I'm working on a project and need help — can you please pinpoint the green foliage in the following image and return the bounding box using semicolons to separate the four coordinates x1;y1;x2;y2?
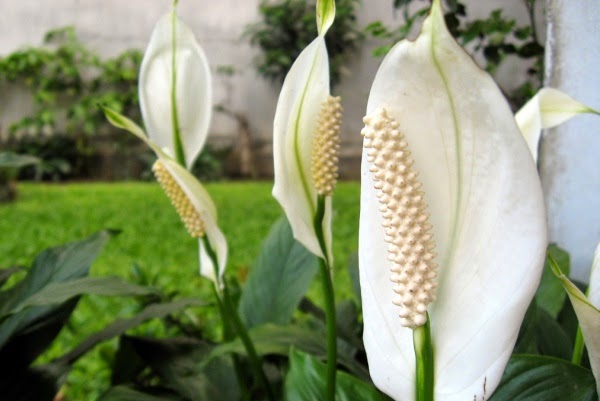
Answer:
284;349;389;401
238;216;318;328
0;231;208;401
0;26;141;137
4;134;93;181
0;152;39;202
366;0;544;108
490;355;598;401
246;0;363;86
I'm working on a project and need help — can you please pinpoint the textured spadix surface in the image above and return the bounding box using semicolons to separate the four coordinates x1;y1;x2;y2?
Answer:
358;1;547;400
139;13;212;169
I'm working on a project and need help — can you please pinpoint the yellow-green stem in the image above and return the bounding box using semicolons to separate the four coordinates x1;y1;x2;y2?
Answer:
413;314;434;401
314;195;336;401
572;326;585;365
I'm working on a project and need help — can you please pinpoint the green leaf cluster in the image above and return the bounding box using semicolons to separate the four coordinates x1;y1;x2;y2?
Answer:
245;0;363;87
0;232;203;400
0;26;142;137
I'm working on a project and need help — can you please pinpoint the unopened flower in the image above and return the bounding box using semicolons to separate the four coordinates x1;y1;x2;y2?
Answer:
139;12;212;169
359;1;547;400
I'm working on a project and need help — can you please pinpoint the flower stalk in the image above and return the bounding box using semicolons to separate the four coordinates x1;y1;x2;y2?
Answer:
414;315;434;401
314;195;337;401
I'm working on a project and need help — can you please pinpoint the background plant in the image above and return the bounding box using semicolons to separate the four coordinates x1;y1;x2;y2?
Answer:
366;0;544;108
245;0;363;86
0;27;143;180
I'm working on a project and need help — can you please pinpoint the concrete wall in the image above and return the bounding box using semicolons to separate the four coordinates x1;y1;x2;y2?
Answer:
541;0;600;281
1;0;541;175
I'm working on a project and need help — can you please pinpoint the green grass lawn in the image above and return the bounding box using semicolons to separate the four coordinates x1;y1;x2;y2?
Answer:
0;181;360;398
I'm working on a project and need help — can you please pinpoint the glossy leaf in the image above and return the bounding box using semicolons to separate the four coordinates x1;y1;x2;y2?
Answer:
0;231;111;349
285;348;389;401
359;0;546;399
211;323;369;380
489;355;598;401
238;216;317;328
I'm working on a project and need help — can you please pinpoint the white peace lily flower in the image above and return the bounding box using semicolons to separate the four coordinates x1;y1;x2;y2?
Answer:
104;108;227;285
139;11;212;169
359;1;547;400
515;88;600;162
272;3;341;264
552;244;600;394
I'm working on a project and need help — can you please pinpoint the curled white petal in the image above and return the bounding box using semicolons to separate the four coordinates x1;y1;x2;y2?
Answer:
103;108;227;284
272;36;332;261
552;254;600;394
140;12;212;169
515;87;599;162
359;1;546;400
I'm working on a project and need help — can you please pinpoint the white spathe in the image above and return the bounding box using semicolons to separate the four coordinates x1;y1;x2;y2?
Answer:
272;34;333;264
139;12;212;169
104;108;227;284
515;88;599;162
359;1;547;400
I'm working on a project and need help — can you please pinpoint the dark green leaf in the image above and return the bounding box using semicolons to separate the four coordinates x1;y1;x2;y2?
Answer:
0;266;25;288
0;364;63;401
211;323;370;381
536;244;570;318
119;336;240;401
0;231;112;352
54;298;204;366
0;152;40;168
536;307;573;360
238;216;317;328
490;355;598;401
0;299;78;370
99;385;183;401
10;276;160;314
285;349;389;401
514;300;539;354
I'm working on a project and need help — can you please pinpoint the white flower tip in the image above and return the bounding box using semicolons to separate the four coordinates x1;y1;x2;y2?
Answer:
316;0;336;36
153;160;206;238
362;108;438;329
311;96;343;196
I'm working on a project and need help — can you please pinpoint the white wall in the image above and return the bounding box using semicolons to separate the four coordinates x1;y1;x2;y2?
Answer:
541;0;600;281
0;0;539;150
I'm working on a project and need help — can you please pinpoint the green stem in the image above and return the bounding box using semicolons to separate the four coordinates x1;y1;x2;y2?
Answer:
413;315;434;401
202;237;274;401
572;325;585;365
314;196;336;401
210;284;250;401
171;9;186;167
